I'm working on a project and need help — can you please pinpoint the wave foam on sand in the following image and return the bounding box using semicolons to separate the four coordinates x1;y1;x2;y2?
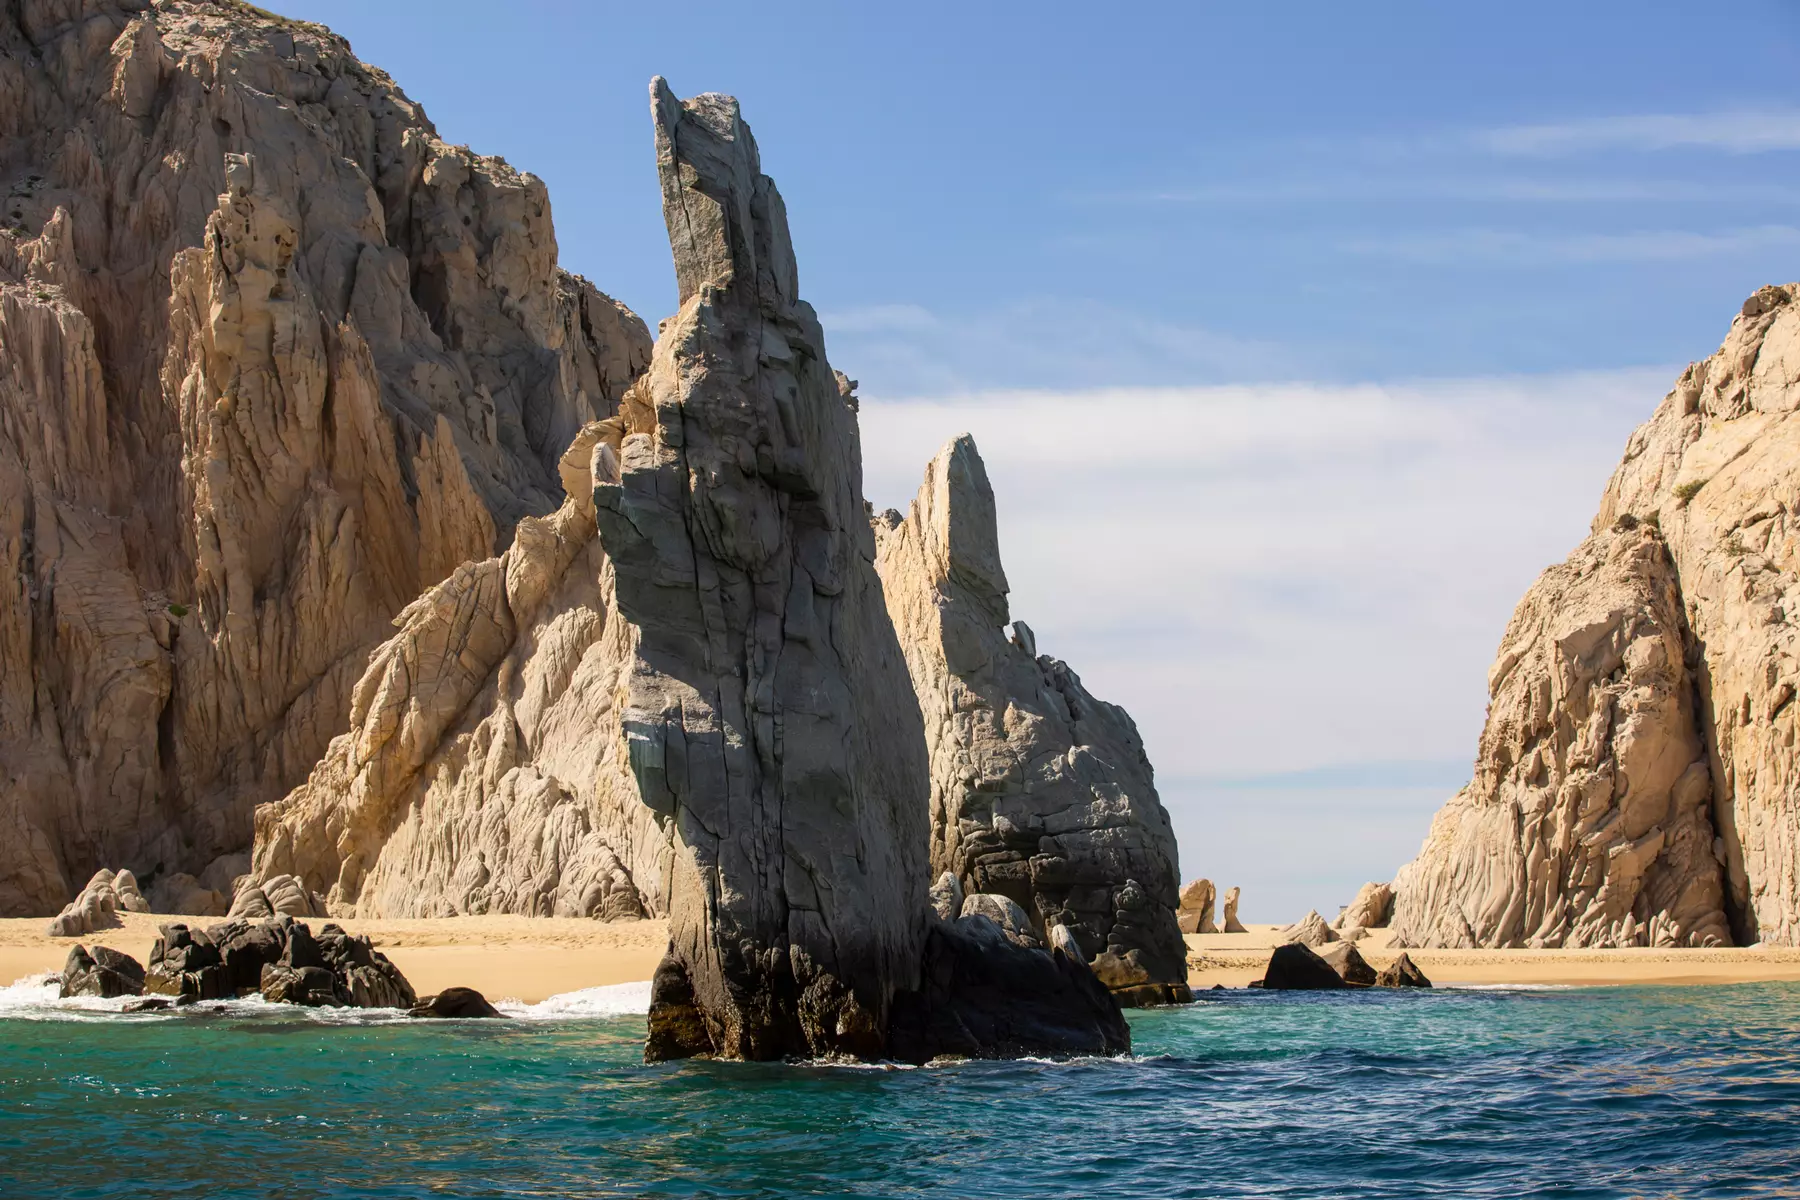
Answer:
0;973;652;1024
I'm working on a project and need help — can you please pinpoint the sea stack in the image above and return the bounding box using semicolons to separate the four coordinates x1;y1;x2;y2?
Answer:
1393;285;1800;947
595;80;933;1061
872;436;1189;1003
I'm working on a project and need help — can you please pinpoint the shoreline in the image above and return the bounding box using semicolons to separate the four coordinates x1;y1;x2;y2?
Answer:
8;916;1800;1004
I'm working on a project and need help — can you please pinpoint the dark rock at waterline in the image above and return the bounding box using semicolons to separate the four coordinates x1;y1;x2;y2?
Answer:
888;915;1131;1063
1318;941;1378;988
644;955;713;1060
1376;952;1433;989
205;919;289;994
122;997;173;1013
1260;943;1348;990
144;923;227;1000
409;987;503;1019
60;945;146;998
260;963;341;1006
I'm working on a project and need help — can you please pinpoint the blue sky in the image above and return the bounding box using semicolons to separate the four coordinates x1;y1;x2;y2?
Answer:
287;0;1800;918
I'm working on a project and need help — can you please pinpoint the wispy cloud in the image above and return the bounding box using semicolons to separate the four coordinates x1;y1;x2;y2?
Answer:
1074;179;1800;206
1482;109;1800;156
1341;224;1800;265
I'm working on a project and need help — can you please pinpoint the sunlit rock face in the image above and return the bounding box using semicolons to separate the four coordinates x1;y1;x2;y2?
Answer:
0;0;649;916
1395;284;1800;947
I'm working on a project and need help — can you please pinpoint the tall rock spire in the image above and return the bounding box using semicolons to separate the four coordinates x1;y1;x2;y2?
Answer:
594;79;932;1060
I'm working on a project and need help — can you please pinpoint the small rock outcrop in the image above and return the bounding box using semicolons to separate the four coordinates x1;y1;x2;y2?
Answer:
1317;941;1377;987
1178;879;1217;934
1376;953;1433;988
60;944;146;998
1258;943;1346;990
410;987;503;1019
872;435;1187;1004
888;915;1131;1062
1335;882;1393;931
610;80;932;1062
959;893;1041;948
1391;522;1731;948
1281;910;1337;948
1222;886;1247;933
226;874;322;921
143;917;413;1007
44;869;137;936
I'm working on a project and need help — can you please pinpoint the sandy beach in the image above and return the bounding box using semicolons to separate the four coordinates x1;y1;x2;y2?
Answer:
11;914;1800;1001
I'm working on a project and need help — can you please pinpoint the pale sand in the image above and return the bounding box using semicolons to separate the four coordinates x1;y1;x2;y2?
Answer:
10;914;1800;1005
0;913;669;1004
1187;925;1800;988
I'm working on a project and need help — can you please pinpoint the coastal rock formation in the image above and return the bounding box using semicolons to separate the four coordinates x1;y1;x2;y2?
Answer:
1281;910;1337;948
1335;881;1393;930
1317;940;1376;987
44;868;147;935
59;944;145;998
611;80;932;1061
1222;886;1247;933
1390;522;1731;948
0;0;650;917
872;435;1188;1002
888;914;1131;1062
1178;878;1217;934
143;915;414;1006
249;423;659;920
1376;953;1432;988
410;986;503;1018
1258;942;1345;990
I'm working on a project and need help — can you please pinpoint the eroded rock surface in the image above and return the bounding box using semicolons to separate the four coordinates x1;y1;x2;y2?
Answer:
0;0;650;917
250;423;659;920
1391;523;1731;949
872;435;1187;1002
605;80;931;1061
1177;878;1216;934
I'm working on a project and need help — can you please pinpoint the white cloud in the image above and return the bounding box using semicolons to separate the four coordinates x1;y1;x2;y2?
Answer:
1482;110;1800;156
858;367;1677;915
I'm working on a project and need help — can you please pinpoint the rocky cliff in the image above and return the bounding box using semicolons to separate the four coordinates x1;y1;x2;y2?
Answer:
0;0;649;916
872;436;1188;998
1393;285;1800;947
605;80;932;1061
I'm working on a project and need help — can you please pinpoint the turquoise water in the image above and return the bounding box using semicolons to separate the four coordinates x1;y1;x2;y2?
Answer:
4;978;1800;1198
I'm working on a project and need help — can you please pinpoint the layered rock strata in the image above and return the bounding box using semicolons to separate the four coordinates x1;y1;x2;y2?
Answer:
608;80;933;1061
872;435;1188;1002
0;0;650;916
1391;522;1732;948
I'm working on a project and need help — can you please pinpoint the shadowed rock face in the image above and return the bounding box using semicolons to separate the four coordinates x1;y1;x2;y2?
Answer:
871;436;1187;999
0;0;649;916
600;80;931;1062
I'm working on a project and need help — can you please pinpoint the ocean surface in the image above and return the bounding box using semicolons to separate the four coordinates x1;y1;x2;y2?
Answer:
3;976;1799;1199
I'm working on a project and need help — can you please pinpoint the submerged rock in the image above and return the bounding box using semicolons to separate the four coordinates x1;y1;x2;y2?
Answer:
410;987;504;1019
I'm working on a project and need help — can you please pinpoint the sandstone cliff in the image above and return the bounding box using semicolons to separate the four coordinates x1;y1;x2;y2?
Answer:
601;80;932;1061
872;436;1188;998
1394;285;1800;947
0;0;649;915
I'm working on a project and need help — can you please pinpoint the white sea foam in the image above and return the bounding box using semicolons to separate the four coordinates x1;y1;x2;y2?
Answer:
0;971;653;1024
498;980;651;1020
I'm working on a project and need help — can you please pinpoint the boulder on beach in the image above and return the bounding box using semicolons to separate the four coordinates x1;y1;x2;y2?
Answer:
45;870;126;937
410;987;504;1019
60;945;146;998
1258;943;1347;990
1376;953;1433;989
1335;882;1394;930
1281;910;1338;948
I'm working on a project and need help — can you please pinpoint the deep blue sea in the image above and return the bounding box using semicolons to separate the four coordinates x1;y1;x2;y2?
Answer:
3;975;1799;1198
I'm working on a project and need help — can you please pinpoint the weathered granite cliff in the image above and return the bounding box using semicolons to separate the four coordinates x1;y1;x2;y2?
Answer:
1394;285;1800;947
0;0;649;916
872;436;1188;1001
603;79;933;1061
